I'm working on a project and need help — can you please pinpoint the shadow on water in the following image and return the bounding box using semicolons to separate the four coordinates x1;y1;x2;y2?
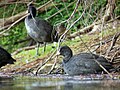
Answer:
0;75;120;90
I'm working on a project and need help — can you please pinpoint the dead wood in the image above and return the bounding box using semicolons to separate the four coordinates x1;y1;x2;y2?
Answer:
102;0;116;22
0;14;28;36
0;0;30;7
0;11;27;28
13;37;31;45
111;49;120;62
0;0;53;33
46;1;75;20
12;45;36;55
67;0;117;40
67;24;94;39
48;56;57;74
11;57;45;74
35;50;57;75
90;37;112;48
67;15;120;40
78;33;113;78
12;42;46;55
106;32;120;56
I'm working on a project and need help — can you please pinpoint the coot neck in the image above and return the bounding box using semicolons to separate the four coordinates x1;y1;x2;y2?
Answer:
28;6;36;19
28;14;33;19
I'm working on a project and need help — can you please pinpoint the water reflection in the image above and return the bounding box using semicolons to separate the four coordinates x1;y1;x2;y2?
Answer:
0;76;120;90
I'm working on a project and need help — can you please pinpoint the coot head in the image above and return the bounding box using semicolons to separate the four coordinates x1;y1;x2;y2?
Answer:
59;46;73;56
59;46;73;63
28;4;36;18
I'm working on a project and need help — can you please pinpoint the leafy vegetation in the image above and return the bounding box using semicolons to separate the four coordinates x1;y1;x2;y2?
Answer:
0;0;114;53
0;0;119;75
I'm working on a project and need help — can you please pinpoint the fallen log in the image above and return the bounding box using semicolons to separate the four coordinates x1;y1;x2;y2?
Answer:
0;0;53;32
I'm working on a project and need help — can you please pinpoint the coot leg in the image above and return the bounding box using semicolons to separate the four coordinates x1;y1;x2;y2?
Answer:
43;42;46;53
36;43;40;56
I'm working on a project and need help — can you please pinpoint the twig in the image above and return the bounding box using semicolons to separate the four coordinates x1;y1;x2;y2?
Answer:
78;35;113;78
106;32;120;56
13;37;31;45
0;14;28;36
12;57;45;73
48;55;58;74
67;15;120;39
53;0;80;29
0;25;10;31
62;0;70;16
37;0;53;11
90;38;112;47
51;0;63;17
110;50;120;62
46;1;75;20
12;45;36;55
90;37;113;52
35;50;57;75
91;45;100;52
57;6;86;48
0;1;32;7
67;0;80;22
74;2;113;79
0;0;53;36
68;24;94;39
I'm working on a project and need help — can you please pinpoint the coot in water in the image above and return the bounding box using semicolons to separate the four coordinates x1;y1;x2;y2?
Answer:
25;4;58;55
58;45;113;75
0;46;16;68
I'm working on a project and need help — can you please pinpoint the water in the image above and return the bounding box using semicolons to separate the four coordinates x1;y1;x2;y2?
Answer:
0;75;120;90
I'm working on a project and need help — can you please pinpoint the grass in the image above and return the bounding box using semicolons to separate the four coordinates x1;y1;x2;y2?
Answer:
12;26;120;67
0;24;119;75
0;1;119;72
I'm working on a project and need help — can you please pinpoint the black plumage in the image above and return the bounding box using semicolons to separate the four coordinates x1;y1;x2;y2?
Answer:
58;45;113;75
0;46;16;68
25;4;58;55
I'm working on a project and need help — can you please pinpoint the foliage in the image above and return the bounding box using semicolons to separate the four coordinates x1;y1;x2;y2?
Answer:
0;0;119;53
114;0;120;16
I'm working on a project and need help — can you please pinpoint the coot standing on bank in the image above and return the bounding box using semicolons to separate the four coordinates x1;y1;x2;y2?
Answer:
58;45;113;75
0;46;16;68
25;4;58;55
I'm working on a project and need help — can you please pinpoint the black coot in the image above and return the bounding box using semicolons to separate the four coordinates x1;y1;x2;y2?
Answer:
25;4;58;55
0;46;16;68
58;45;113;75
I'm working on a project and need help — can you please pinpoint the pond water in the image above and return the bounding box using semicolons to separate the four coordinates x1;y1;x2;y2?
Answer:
0;75;120;90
